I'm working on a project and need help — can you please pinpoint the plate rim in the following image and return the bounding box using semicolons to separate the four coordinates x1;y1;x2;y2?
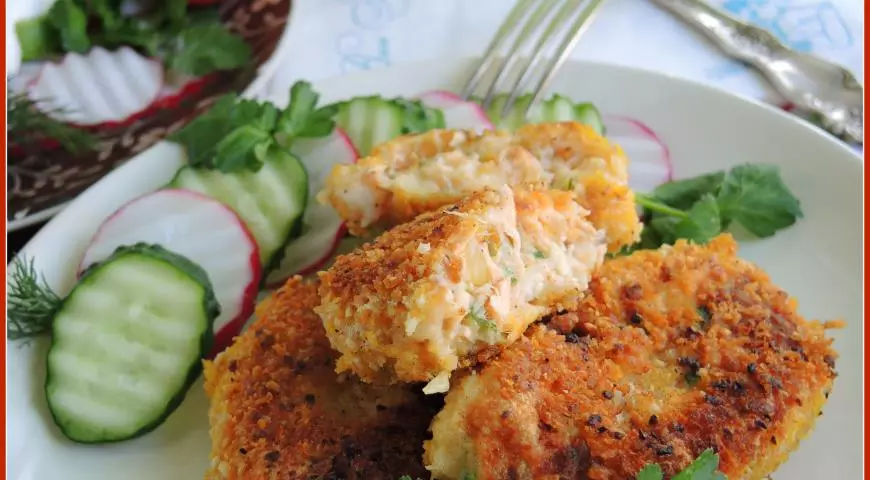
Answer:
9;56;863;479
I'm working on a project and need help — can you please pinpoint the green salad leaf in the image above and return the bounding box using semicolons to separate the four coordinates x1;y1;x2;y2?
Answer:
166;23;251;77
714;164;803;237
628;164;802;252
170;81;336;173
637;449;726;480
47;0;90;53
15;0;250;77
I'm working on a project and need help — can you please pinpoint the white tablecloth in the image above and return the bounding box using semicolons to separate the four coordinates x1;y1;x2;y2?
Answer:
269;0;863;110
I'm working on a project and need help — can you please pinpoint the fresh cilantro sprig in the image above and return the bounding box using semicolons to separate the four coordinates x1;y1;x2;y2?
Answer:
16;0;250;78
169;81;337;172
629;164;802;252
637;449;726;480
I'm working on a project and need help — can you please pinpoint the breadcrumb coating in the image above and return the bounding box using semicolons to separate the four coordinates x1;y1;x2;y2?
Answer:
318;121;640;253
425;234;838;480
203;278;439;480
316;185;607;386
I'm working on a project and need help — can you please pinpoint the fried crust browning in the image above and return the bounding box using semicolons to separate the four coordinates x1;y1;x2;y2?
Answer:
316;186;606;385
425;234;838;480
319;122;640;252
203;278;438;480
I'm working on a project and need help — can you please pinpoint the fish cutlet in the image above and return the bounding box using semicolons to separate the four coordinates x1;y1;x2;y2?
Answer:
424;234;839;480
316;185;607;387
203;278;439;480
318;121;640;253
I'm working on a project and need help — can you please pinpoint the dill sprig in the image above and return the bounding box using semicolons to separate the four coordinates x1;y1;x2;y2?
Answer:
7;256;63;340
8;90;97;154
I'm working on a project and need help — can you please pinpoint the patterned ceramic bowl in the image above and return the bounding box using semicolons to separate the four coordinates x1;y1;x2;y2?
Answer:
7;0;294;230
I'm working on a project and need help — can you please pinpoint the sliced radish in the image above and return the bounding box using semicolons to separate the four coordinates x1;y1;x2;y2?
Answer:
265;128;360;287
603;115;673;193
417;90;494;132
78;188;261;356
28;46;164;126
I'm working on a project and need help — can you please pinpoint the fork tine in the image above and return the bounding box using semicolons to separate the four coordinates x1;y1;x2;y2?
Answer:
460;0;536;100
499;0;582;118
501;0;605;120
523;0;607;117
479;0;561;110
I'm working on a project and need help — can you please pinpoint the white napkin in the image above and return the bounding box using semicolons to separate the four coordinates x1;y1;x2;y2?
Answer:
271;0;864;106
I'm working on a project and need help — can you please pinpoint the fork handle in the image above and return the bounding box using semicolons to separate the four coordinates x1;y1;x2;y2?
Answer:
652;0;863;145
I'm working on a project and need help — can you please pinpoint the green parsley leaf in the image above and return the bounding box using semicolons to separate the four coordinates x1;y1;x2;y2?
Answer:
166;0;188;27
672;449;723;480
650;172;725;210
275;81;337;141
167;23;251;76
168;94;237;166
637;449;725;480
47;0;90;53
627;164;801;253
170;82;338;172
15;17;59;61
89;0;123;31
715;164;803;237
636;464;663;480
213;125;273;172
672;194;721;244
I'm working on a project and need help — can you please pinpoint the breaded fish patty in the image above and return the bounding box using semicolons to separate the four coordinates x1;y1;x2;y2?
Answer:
203;278;438;480
425;235;839;480
318;122;640;253
316;185;607;387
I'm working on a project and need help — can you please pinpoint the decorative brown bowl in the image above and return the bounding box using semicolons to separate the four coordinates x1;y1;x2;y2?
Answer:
7;0;294;230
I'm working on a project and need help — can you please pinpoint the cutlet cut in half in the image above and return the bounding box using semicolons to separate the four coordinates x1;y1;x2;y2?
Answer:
203;278;439;480
318;121;640;253
315;185;608;387
425;234;839;480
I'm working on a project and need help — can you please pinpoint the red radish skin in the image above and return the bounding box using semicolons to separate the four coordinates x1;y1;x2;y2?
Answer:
27;48;165;127
78;188;261;357
417;90;494;132
265;129;359;287
9;75;214;157
603;114;673;193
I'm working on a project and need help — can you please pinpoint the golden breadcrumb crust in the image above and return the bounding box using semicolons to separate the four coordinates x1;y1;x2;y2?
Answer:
319;122;640;253
203;278;438;480
316;186;605;385
425;234;838;480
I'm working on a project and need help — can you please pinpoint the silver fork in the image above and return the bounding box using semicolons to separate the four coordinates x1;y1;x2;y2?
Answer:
461;0;607;122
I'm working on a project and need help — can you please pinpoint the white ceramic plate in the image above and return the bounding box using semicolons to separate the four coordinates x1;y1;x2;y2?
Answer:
8;58;862;480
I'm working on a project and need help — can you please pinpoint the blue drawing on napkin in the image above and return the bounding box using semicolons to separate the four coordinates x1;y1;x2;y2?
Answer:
336;32;392;73
721;0;853;50
706;0;853;79
338;0;409;30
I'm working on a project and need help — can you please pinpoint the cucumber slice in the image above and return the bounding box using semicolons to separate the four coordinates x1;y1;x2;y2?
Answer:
333;96;405;156
45;243;219;443
482;94;606;135
331;96;446;155
169;148;308;272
